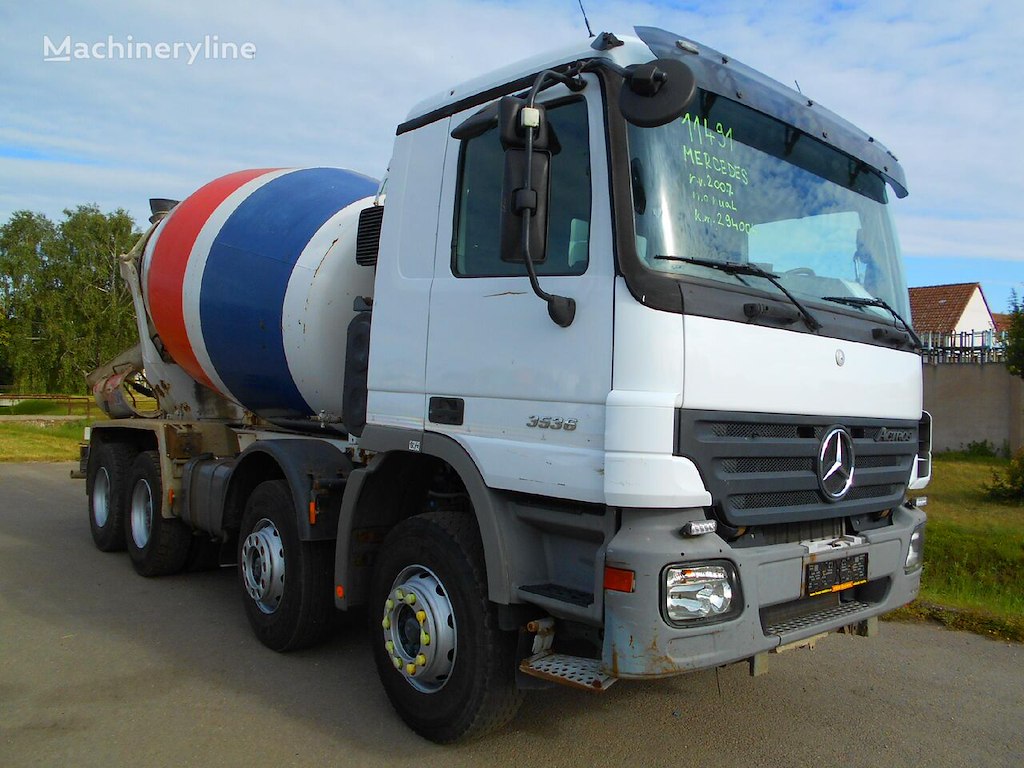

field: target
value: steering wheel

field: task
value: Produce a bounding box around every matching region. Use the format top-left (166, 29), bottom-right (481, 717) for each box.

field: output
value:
top-left (784, 267), bottom-right (816, 277)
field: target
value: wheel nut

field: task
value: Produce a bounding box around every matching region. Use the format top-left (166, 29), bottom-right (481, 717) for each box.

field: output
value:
top-left (416, 610), bottom-right (426, 624)
top-left (420, 631), bottom-right (430, 646)
top-left (395, 589), bottom-right (405, 600)
top-left (385, 641), bottom-right (395, 653)
top-left (404, 593), bottom-right (417, 605)
top-left (392, 656), bottom-right (402, 669)
top-left (406, 663), bottom-right (416, 676)
top-left (382, 616), bottom-right (391, 630)
top-left (415, 654), bottom-right (427, 667)
top-left (385, 599), bottom-right (394, 610)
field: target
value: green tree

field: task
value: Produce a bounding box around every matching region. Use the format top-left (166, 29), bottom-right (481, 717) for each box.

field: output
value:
top-left (1007, 289), bottom-right (1024, 379)
top-left (0, 206), bottom-right (140, 393)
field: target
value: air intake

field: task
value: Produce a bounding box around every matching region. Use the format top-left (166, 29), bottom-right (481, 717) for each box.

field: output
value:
top-left (355, 205), bottom-right (385, 266)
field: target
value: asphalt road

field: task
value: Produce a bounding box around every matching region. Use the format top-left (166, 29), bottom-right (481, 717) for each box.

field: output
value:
top-left (2, 462), bottom-right (1022, 767)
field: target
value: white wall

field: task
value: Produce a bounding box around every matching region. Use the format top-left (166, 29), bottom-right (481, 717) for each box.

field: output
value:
top-left (955, 288), bottom-right (996, 333)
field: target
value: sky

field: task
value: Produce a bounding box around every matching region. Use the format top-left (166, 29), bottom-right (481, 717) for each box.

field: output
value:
top-left (1, 0), bottom-right (1021, 314)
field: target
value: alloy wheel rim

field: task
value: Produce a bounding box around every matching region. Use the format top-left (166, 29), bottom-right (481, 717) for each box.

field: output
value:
top-left (380, 564), bottom-right (457, 693)
top-left (92, 467), bottom-right (111, 528)
top-left (130, 478), bottom-right (154, 549)
top-left (241, 518), bottom-right (286, 614)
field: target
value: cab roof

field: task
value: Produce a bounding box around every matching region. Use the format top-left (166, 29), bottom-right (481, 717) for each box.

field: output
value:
top-left (400, 26), bottom-right (907, 198)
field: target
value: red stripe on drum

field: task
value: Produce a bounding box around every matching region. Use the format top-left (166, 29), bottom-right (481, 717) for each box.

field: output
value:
top-left (146, 168), bottom-right (276, 389)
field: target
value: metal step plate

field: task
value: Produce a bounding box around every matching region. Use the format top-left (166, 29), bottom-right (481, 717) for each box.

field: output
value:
top-left (519, 652), bottom-right (617, 692)
top-left (764, 599), bottom-right (871, 635)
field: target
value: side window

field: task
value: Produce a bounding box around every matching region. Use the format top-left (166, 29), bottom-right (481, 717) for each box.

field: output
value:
top-left (453, 98), bottom-right (591, 277)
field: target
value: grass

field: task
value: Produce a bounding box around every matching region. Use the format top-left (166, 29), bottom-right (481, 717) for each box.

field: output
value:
top-left (0, 395), bottom-right (157, 417)
top-left (0, 419), bottom-right (90, 462)
top-left (0, 397), bottom-right (97, 417)
top-left (885, 452), bottom-right (1024, 641)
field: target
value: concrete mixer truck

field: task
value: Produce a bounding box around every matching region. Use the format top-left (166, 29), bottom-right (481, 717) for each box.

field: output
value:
top-left (78, 26), bottom-right (930, 742)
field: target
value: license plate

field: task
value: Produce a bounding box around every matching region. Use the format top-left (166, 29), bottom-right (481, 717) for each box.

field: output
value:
top-left (806, 553), bottom-right (868, 597)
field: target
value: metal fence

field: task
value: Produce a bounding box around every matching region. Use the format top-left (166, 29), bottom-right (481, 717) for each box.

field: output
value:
top-left (920, 330), bottom-right (1008, 364)
top-left (0, 393), bottom-right (96, 418)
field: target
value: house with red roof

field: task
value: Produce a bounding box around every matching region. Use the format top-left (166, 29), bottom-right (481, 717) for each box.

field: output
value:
top-left (992, 313), bottom-right (1013, 334)
top-left (908, 282), bottom-right (996, 335)
top-left (911, 283), bottom-right (1021, 455)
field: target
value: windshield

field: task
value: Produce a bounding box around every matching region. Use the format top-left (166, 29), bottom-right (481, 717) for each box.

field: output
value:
top-left (626, 90), bottom-right (910, 320)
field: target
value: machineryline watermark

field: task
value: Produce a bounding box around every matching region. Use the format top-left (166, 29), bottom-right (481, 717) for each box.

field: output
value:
top-left (43, 34), bottom-right (257, 64)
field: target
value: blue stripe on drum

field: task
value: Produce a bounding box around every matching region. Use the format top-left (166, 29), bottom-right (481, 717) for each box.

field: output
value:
top-left (199, 167), bottom-right (377, 418)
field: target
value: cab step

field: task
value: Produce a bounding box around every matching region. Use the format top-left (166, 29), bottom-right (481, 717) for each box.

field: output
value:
top-left (519, 651), bottom-right (617, 692)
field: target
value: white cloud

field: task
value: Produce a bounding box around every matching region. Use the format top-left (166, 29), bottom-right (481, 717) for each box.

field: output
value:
top-left (897, 214), bottom-right (1024, 262)
top-left (2, 0), bottom-right (1020, 304)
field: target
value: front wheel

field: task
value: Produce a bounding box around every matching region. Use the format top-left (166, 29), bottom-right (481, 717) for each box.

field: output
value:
top-left (237, 479), bottom-right (333, 652)
top-left (369, 511), bottom-right (522, 743)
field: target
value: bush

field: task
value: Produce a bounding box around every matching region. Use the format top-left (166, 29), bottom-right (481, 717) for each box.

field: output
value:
top-left (964, 440), bottom-right (997, 457)
top-left (987, 448), bottom-right (1024, 503)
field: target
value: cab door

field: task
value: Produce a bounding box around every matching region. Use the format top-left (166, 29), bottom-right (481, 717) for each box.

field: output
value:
top-left (425, 78), bottom-right (613, 503)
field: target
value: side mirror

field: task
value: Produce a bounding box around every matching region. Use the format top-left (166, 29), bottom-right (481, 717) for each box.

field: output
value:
top-left (500, 149), bottom-right (549, 264)
top-left (495, 95), bottom-right (574, 328)
top-left (619, 58), bottom-right (697, 127)
top-left (498, 96), bottom-right (550, 265)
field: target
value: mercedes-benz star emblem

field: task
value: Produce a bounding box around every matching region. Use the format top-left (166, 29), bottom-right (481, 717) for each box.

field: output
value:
top-left (818, 426), bottom-right (855, 501)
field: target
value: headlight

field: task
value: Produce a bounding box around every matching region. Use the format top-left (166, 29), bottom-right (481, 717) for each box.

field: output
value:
top-left (905, 524), bottom-right (925, 570)
top-left (664, 563), bottom-right (739, 624)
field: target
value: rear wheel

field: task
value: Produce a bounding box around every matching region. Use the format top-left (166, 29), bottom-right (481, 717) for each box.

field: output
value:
top-left (125, 451), bottom-right (191, 577)
top-left (237, 480), bottom-right (333, 651)
top-left (87, 441), bottom-right (135, 552)
top-left (369, 511), bottom-right (522, 743)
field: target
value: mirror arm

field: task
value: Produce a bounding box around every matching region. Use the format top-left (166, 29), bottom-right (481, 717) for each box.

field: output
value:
top-left (517, 69), bottom-right (580, 328)
top-left (526, 68), bottom-right (587, 108)
top-left (579, 57), bottom-right (630, 80)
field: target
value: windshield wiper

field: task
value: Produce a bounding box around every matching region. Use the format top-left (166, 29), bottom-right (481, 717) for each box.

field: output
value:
top-left (821, 295), bottom-right (922, 349)
top-left (655, 255), bottom-right (821, 331)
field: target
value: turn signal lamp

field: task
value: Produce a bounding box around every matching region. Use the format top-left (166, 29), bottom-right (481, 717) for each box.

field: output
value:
top-left (681, 520), bottom-right (717, 537)
top-left (905, 524), bottom-right (925, 570)
top-left (604, 566), bottom-right (635, 593)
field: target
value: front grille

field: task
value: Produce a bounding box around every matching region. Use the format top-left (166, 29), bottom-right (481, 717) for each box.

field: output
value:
top-left (721, 455), bottom-right (900, 476)
top-left (713, 422), bottom-right (807, 439)
top-left (722, 457), bottom-right (811, 474)
top-left (857, 455), bottom-right (903, 469)
top-left (734, 483), bottom-right (902, 511)
top-left (733, 490), bottom-right (820, 510)
top-left (676, 410), bottom-right (917, 526)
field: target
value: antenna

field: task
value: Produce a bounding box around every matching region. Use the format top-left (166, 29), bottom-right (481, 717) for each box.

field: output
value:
top-left (577, 0), bottom-right (595, 38)
top-left (794, 79), bottom-right (802, 94)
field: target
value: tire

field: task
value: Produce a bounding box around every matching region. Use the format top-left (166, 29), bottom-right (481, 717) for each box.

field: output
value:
top-left (237, 480), bottom-right (334, 652)
top-left (86, 441), bottom-right (135, 552)
top-left (369, 511), bottom-right (523, 743)
top-left (125, 450), bottom-right (191, 577)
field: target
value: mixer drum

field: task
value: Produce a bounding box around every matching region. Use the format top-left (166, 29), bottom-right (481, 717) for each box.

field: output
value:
top-left (141, 167), bottom-right (378, 421)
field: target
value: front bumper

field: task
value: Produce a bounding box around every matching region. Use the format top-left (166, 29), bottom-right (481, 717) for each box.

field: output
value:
top-left (602, 504), bottom-right (925, 678)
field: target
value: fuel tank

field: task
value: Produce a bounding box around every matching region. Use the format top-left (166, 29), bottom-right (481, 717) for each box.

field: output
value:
top-left (141, 167), bottom-right (379, 421)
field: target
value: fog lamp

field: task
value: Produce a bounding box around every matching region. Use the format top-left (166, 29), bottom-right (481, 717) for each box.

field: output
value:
top-left (905, 524), bottom-right (925, 570)
top-left (665, 564), bottom-right (736, 623)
